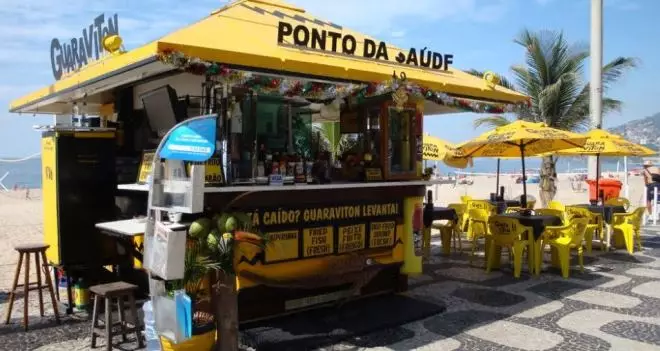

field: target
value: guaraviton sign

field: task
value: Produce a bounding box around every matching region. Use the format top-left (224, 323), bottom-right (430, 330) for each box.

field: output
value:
top-left (50, 14), bottom-right (119, 81)
top-left (277, 21), bottom-right (454, 71)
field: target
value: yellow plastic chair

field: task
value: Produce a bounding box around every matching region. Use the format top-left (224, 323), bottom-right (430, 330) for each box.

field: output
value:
top-left (505, 207), bottom-right (523, 214)
top-left (565, 206), bottom-right (603, 254)
top-left (605, 197), bottom-right (631, 211)
top-left (465, 200), bottom-right (497, 240)
top-left (460, 195), bottom-right (473, 204)
top-left (466, 208), bottom-right (490, 265)
top-left (432, 203), bottom-right (466, 255)
top-left (537, 217), bottom-right (589, 278)
top-left (611, 207), bottom-right (645, 254)
top-left (535, 208), bottom-right (566, 223)
top-left (487, 216), bottom-right (534, 278)
top-left (548, 201), bottom-right (565, 211)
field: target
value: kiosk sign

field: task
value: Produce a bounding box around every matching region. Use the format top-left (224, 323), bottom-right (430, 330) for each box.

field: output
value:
top-left (50, 14), bottom-right (119, 80)
top-left (159, 116), bottom-right (217, 162)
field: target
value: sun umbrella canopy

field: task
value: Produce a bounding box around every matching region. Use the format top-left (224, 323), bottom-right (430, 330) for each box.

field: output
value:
top-left (423, 134), bottom-right (470, 168)
top-left (456, 120), bottom-right (588, 158)
top-left (551, 129), bottom-right (656, 157)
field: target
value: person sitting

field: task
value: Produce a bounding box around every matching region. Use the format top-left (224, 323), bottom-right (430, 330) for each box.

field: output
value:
top-left (643, 160), bottom-right (660, 214)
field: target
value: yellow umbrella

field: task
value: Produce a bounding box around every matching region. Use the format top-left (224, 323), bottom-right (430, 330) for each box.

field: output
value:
top-left (456, 120), bottom-right (587, 206)
top-left (548, 129), bottom-right (656, 199)
top-left (423, 134), bottom-right (470, 168)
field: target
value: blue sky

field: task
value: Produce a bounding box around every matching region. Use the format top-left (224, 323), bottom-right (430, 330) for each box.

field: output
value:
top-left (0, 0), bottom-right (657, 157)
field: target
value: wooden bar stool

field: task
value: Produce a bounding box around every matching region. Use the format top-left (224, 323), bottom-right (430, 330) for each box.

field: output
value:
top-left (4, 243), bottom-right (60, 330)
top-left (90, 281), bottom-right (143, 350)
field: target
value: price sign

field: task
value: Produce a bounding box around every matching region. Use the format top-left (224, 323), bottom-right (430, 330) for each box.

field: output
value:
top-left (369, 221), bottom-right (395, 248)
top-left (303, 226), bottom-right (334, 257)
top-left (264, 230), bottom-right (300, 263)
top-left (186, 158), bottom-right (224, 185)
top-left (137, 150), bottom-right (155, 184)
top-left (364, 168), bottom-right (383, 181)
top-left (338, 224), bottom-right (365, 253)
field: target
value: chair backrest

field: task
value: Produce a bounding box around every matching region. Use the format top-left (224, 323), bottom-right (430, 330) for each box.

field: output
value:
top-left (548, 200), bottom-right (565, 211)
top-left (535, 208), bottom-right (565, 220)
top-left (565, 206), bottom-right (596, 223)
top-left (488, 216), bottom-right (529, 243)
top-left (467, 200), bottom-right (496, 214)
top-left (606, 197), bottom-right (631, 210)
top-left (567, 217), bottom-right (589, 247)
top-left (467, 208), bottom-right (490, 223)
top-left (630, 207), bottom-right (646, 231)
top-left (460, 195), bottom-right (473, 204)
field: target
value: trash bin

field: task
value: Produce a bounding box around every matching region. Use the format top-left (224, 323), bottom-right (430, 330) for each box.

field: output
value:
top-left (586, 179), bottom-right (622, 202)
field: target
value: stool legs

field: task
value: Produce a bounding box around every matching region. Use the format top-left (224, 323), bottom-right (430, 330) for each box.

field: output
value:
top-left (41, 252), bottom-right (60, 323)
top-left (90, 295), bottom-right (100, 348)
top-left (23, 252), bottom-right (30, 331)
top-left (4, 252), bottom-right (24, 325)
top-left (105, 297), bottom-right (113, 351)
top-left (35, 253), bottom-right (44, 317)
top-left (128, 294), bottom-right (143, 348)
top-left (117, 297), bottom-right (127, 342)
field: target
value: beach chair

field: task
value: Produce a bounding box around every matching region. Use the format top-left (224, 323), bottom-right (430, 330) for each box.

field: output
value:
top-left (536, 217), bottom-right (589, 278)
top-left (611, 207), bottom-right (645, 254)
top-left (460, 195), bottom-right (472, 204)
top-left (605, 197), bottom-right (630, 211)
top-left (466, 208), bottom-right (490, 265)
top-left (565, 206), bottom-right (603, 254)
top-left (487, 216), bottom-right (534, 278)
top-left (535, 208), bottom-right (566, 223)
top-left (548, 201), bottom-right (565, 212)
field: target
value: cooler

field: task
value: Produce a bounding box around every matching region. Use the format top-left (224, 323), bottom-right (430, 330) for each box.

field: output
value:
top-left (586, 178), bottom-right (622, 202)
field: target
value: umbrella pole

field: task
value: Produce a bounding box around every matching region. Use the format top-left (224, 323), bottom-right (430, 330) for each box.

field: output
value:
top-left (596, 154), bottom-right (600, 202)
top-left (520, 146), bottom-right (527, 208)
top-left (496, 158), bottom-right (501, 196)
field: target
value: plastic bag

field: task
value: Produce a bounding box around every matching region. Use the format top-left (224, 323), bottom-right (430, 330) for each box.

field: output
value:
top-left (144, 221), bottom-right (186, 280)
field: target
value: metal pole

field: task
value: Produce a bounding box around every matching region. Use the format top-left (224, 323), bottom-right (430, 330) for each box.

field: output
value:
top-left (624, 156), bottom-right (629, 198)
top-left (495, 158), bottom-right (500, 196)
top-left (588, 0), bottom-right (603, 180)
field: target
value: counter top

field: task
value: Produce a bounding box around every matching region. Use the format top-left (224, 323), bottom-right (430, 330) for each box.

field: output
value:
top-left (117, 180), bottom-right (440, 193)
top-left (95, 218), bottom-right (187, 236)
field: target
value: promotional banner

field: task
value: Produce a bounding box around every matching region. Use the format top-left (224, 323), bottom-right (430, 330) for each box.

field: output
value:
top-left (159, 116), bottom-right (217, 162)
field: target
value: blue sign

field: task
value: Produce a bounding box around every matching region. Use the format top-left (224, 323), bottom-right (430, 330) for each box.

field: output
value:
top-left (159, 116), bottom-right (217, 162)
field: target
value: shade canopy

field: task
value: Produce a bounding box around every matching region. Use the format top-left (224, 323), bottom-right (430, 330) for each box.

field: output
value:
top-left (456, 120), bottom-right (588, 158)
top-left (550, 129), bottom-right (656, 157)
top-left (10, 0), bottom-right (528, 115)
top-left (423, 134), bottom-right (470, 168)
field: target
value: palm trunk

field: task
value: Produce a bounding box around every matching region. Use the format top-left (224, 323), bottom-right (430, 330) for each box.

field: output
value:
top-left (539, 156), bottom-right (558, 207)
top-left (213, 271), bottom-right (238, 351)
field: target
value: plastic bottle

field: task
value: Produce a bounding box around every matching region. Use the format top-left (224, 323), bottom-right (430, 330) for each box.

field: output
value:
top-left (143, 300), bottom-right (161, 351)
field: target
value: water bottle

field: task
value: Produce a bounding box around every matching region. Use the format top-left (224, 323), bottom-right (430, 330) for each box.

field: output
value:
top-left (143, 301), bottom-right (161, 351)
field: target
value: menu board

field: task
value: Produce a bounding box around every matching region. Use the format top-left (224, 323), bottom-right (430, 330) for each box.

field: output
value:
top-left (338, 224), bottom-right (366, 253)
top-left (303, 226), bottom-right (334, 258)
top-left (369, 221), bottom-right (396, 248)
top-left (137, 150), bottom-right (155, 184)
top-left (264, 230), bottom-right (299, 263)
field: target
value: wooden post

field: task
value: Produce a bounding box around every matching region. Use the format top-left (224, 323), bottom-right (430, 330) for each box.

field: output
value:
top-left (213, 271), bottom-right (238, 351)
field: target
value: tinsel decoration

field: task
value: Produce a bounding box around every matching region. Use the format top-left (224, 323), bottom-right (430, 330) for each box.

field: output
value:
top-left (157, 50), bottom-right (530, 113)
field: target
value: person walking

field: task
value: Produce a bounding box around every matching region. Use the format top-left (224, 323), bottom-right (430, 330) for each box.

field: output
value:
top-left (643, 160), bottom-right (660, 214)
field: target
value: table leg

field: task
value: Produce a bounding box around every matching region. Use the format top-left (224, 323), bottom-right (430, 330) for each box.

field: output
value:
top-left (605, 224), bottom-right (612, 251)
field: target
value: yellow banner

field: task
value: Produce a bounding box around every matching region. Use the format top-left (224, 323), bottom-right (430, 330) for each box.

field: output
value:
top-left (302, 226), bottom-right (333, 258)
top-left (187, 158), bottom-right (224, 184)
top-left (338, 224), bottom-right (366, 253)
top-left (264, 230), bottom-right (299, 263)
top-left (137, 151), bottom-right (155, 184)
top-left (369, 221), bottom-right (395, 248)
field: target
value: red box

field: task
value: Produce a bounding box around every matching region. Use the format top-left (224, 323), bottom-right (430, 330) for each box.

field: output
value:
top-left (586, 178), bottom-right (622, 201)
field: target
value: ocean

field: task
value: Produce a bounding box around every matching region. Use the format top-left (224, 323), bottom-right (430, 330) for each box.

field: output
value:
top-left (0, 156), bottom-right (639, 190)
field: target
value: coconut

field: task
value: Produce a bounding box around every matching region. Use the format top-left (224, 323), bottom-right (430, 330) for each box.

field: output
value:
top-left (189, 218), bottom-right (212, 239)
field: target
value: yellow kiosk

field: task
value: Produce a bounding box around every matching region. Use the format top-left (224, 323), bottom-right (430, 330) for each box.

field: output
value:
top-left (10, 0), bottom-right (528, 323)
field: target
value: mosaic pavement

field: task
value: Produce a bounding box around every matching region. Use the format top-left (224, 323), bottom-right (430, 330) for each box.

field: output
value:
top-left (3, 231), bottom-right (660, 350)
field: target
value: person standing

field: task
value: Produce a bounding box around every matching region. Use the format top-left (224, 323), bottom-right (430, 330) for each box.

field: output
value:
top-left (643, 160), bottom-right (660, 214)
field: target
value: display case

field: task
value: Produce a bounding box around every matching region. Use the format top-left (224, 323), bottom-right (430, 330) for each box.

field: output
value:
top-left (380, 101), bottom-right (422, 181)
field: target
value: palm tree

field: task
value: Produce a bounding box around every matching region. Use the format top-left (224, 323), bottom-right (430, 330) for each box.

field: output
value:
top-left (469, 29), bottom-right (637, 206)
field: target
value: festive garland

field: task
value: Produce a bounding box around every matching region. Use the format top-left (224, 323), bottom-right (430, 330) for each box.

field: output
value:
top-left (157, 50), bottom-right (528, 114)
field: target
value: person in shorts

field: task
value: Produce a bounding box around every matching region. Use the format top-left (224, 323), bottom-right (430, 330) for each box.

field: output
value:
top-left (643, 160), bottom-right (660, 214)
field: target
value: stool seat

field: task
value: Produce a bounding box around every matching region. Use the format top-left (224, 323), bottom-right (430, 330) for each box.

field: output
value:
top-left (15, 243), bottom-right (49, 253)
top-left (90, 282), bottom-right (137, 297)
